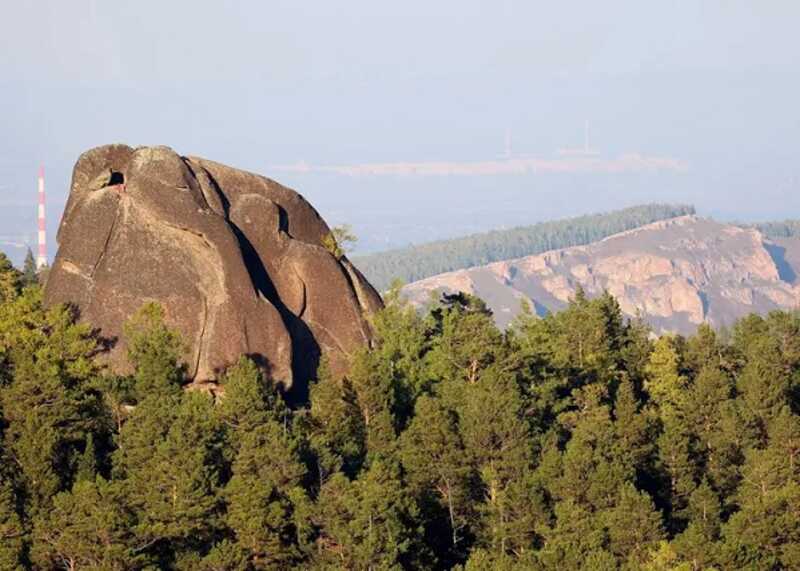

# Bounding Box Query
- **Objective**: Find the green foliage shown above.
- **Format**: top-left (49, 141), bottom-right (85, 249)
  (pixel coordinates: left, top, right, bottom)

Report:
top-left (31, 477), bottom-right (139, 570)
top-left (750, 218), bottom-right (800, 239)
top-left (0, 251), bottom-right (21, 304)
top-left (354, 204), bottom-right (696, 289)
top-left (123, 302), bottom-right (185, 398)
top-left (322, 224), bottom-right (358, 260)
top-left (224, 423), bottom-right (310, 568)
top-left (0, 279), bottom-right (799, 569)
top-left (314, 459), bottom-right (420, 570)
top-left (0, 477), bottom-right (25, 570)
top-left (20, 249), bottom-right (38, 289)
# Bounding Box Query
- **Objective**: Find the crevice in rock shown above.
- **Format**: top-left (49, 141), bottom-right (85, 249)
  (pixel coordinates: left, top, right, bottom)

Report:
top-left (233, 223), bottom-right (320, 404)
top-left (193, 297), bottom-right (209, 381)
top-left (195, 166), bottom-right (322, 400)
top-left (206, 193), bottom-right (320, 403)
top-left (197, 166), bottom-right (231, 219)
top-left (91, 196), bottom-right (123, 279)
top-left (341, 258), bottom-right (375, 317)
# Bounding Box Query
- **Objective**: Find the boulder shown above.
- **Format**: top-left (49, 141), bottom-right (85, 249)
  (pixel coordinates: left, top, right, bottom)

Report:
top-left (45, 144), bottom-right (382, 394)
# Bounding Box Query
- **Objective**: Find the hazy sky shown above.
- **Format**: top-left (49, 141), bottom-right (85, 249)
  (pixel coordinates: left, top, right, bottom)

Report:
top-left (1, 1), bottom-right (799, 259)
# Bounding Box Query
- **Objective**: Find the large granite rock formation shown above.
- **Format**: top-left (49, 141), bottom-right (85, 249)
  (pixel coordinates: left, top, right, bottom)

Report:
top-left (403, 216), bottom-right (800, 334)
top-left (45, 144), bottom-right (382, 393)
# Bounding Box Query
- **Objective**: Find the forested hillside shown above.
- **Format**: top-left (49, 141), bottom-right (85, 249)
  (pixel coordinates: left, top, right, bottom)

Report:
top-left (1, 253), bottom-right (799, 569)
top-left (752, 219), bottom-right (800, 240)
top-left (353, 204), bottom-right (696, 290)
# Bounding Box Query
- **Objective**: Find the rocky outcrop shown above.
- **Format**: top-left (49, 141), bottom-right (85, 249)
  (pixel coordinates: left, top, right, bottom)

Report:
top-left (403, 216), bottom-right (800, 334)
top-left (45, 144), bottom-right (382, 393)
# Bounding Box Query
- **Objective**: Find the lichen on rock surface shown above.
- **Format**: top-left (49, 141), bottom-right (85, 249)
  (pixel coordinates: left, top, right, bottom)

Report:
top-left (45, 144), bottom-right (382, 395)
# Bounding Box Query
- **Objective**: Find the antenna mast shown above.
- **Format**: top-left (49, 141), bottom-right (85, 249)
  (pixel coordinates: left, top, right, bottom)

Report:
top-left (584, 119), bottom-right (590, 153)
top-left (37, 166), bottom-right (47, 269)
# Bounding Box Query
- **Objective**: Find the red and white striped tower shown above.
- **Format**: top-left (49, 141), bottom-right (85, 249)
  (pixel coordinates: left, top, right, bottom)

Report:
top-left (37, 166), bottom-right (47, 269)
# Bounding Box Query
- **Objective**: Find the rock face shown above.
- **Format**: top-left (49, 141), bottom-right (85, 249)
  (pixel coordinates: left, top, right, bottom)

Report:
top-left (45, 144), bottom-right (382, 393)
top-left (403, 216), bottom-right (800, 334)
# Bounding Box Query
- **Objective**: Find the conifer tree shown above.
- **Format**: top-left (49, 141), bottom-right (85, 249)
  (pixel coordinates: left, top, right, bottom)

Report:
top-left (400, 395), bottom-right (471, 555)
top-left (737, 335), bottom-right (792, 442)
top-left (683, 366), bottom-right (741, 497)
top-left (216, 356), bottom-right (289, 454)
top-left (224, 422), bottom-right (311, 568)
top-left (20, 249), bottom-right (37, 289)
top-left (603, 483), bottom-right (665, 568)
top-left (307, 358), bottom-right (366, 480)
top-left (426, 293), bottom-right (504, 391)
top-left (673, 481), bottom-right (722, 569)
top-left (0, 289), bottom-right (103, 515)
top-left (537, 499), bottom-right (610, 570)
top-left (75, 433), bottom-right (98, 483)
top-left (612, 377), bottom-right (653, 479)
top-left (123, 302), bottom-right (185, 399)
top-left (645, 336), bottom-right (688, 416)
top-left (0, 477), bottom-right (25, 571)
top-left (457, 370), bottom-right (537, 557)
top-left (314, 459), bottom-right (420, 570)
top-left (118, 392), bottom-right (223, 562)
top-left (347, 347), bottom-right (399, 462)
top-left (0, 252), bottom-right (20, 304)
top-left (31, 477), bottom-right (138, 570)
top-left (369, 283), bottom-right (429, 420)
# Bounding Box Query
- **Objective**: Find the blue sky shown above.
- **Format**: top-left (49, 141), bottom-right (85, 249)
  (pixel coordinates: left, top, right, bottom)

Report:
top-left (1, 1), bottom-right (799, 260)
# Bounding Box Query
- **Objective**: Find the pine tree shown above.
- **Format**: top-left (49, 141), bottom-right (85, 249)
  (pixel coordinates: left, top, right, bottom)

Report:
top-left (551, 386), bottom-right (630, 513)
top-left (115, 392), bottom-right (223, 561)
top-left (612, 378), bottom-right (652, 480)
top-left (0, 252), bottom-right (20, 304)
top-left (307, 358), bottom-right (366, 480)
top-left (197, 540), bottom-right (249, 571)
top-left (457, 370), bottom-right (537, 557)
top-left (75, 433), bottom-right (98, 483)
top-left (536, 499), bottom-right (609, 570)
top-left (673, 481), bottom-right (722, 570)
top-left (314, 459), bottom-right (420, 570)
top-left (720, 410), bottom-right (800, 568)
top-left (347, 347), bottom-right (399, 462)
top-left (400, 395), bottom-right (472, 556)
top-left (547, 289), bottom-right (627, 384)
top-left (426, 293), bottom-right (504, 390)
top-left (656, 414), bottom-right (697, 529)
top-left (603, 483), bottom-right (665, 568)
top-left (737, 335), bottom-right (792, 442)
top-left (31, 477), bottom-right (139, 570)
top-left (369, 282), bottom-right (429, 421)
top-left (21, 249), bottom-right (38, 289)
top-left (123, 302), bottom-right (185, 399)
top-left (683, 366), bottom-right (741, 497)
top-left (216, 356), bottom-right (288, 454)
top-left (0, 289), bottom-right (103, 515)
top-left (224, 422), bottom-right (310, 569)
top-left (644, 336), bottom-right (688, 416)
top-left (0, 477), bottom-right (25, 571)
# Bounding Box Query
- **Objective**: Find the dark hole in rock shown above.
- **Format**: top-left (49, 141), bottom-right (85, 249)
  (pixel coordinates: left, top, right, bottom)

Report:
top-left (109, 171), bottom-right (125, 185)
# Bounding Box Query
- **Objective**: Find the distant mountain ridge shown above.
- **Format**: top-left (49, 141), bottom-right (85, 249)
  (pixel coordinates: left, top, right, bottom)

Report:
top-left (402, 215), bottom-right (800, 334)
top-left (353, 203), bottom-right (696, 289)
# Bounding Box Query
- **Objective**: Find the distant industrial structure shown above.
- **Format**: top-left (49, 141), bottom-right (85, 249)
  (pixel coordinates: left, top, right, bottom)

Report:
top-left (557, 120), bottom-right (600, 157)
top-left (37, 166), bottom-right (47, 268)
top-left (0, 166), bottom-right (50, 268)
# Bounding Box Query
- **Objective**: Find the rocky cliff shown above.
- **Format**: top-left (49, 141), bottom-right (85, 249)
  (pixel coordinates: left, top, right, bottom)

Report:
top-left (403, 216), bottom-right (800, 334)
top-left (45, 144), bottom-right (382, 392)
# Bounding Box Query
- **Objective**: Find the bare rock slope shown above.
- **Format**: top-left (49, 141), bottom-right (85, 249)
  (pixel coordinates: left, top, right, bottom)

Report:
top-left (404, 216), bottom-right (800, 334)
top-left (45, 144), bottom-right (382, 391)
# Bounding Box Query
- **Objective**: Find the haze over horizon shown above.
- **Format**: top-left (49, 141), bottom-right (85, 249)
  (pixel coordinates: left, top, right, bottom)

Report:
top-left (2, 1), bottom-right (799, 262)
